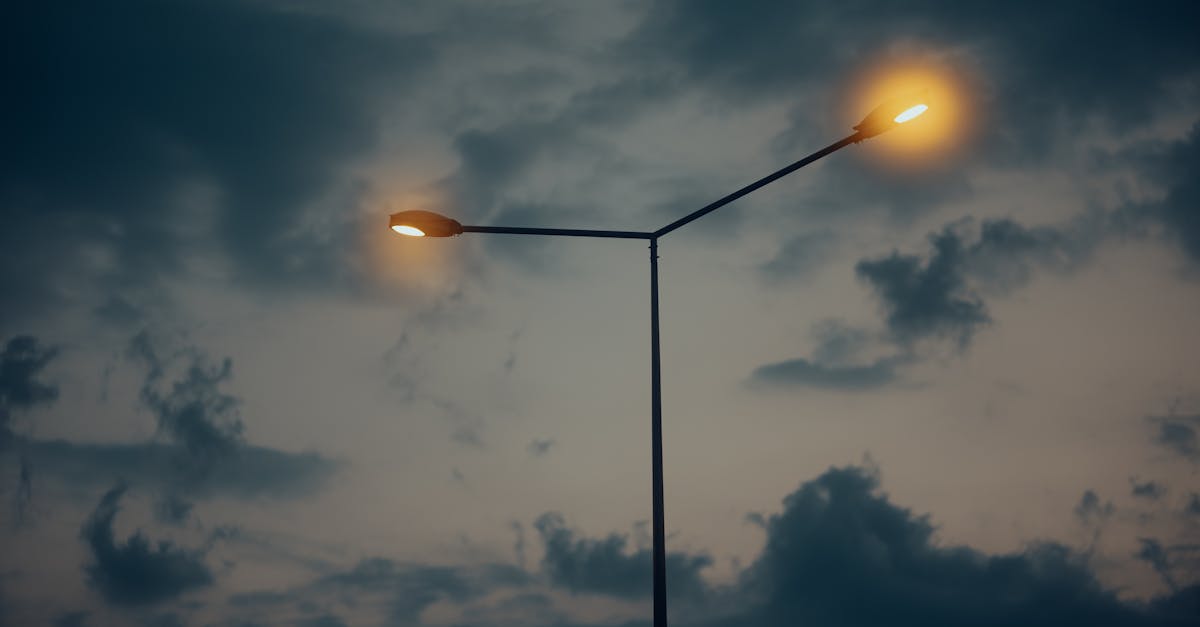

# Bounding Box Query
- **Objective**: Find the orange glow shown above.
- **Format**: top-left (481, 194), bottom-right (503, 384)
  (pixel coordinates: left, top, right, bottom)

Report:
top-left (391, 225), bottom-right (426, 237)
top-left (844, 56), bottom-right (972, 164)
top-left (362, 190), bottom-right (464, 297)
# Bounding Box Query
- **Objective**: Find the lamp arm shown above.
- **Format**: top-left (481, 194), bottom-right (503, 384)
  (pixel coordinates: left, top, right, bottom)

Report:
top-left (652, 132), bottom-right (862, 238)
top-left (461, 226), bottom-right (653, 239)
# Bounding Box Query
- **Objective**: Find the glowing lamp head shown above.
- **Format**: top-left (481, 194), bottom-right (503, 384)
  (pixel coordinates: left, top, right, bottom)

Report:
top-left (853, 89), bottom-right (930, 139)
top-left (388, 210), bottom-right (464, 238)
top-left (391, 225), bottom-right (426, 237)
top-left (893, 103), bottom-right (928, 124)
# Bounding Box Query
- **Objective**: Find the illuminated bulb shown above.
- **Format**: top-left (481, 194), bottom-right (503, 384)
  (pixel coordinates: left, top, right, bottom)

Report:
top-left (391, 225), bottom-right (426, 237)
top-left (893, 103), bottom-right (929, 124)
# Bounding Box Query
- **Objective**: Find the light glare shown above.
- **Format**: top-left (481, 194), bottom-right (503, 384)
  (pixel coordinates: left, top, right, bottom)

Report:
top-left (391, 225), bottom-right (426, 237)
top-left (894, 104), bottom-right (929, 124)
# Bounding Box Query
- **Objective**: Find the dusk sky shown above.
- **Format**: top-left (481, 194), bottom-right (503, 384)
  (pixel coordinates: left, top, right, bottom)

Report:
top-left (3, 2), bottom-right (1200, 625)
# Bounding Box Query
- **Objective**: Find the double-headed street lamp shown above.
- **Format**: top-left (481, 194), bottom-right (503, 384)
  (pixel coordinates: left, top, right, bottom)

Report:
top-left (390, 93), bottom-right (929, 627)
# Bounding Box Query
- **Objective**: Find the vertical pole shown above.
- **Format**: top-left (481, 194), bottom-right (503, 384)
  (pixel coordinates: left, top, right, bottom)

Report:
top-left (650, 237), bottom-right (667, 626)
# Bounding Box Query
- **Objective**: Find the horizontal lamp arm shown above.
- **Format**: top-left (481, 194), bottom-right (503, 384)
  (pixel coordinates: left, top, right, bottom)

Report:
top-left (462, 225), bottom-right (654, 239)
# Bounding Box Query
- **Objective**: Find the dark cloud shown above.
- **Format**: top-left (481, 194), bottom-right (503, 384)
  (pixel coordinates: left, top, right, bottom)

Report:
top-left (1149, 586), bottom-right (1200, 623)
top-left (0, 333), bottom-right (339, 500)
top-left (533, 511), bottom-right (712, 601)
top-left (749, 320), bottom-right (905, 390)
top-left (319, 559), bottom-right (476, 622)
top-left (527, 438), bottom-right (556, 457)
top-left (962, 216), bottom-right (1102, 292)
top-left (12, 436), bottom-right (336, 501)
top-left (52, 611), bottom-right (91, 627)
top-left (629, 2), bottom-right (1200, 155)
top-left (458, 591), bottom-right (569, 626)
top-left (856, 228), bottom-right (990, 347)
top-left (856, 216), bottom-right (1103, 348)
top-left (1135, 123), bottom-right (1200, 265)
top-left (0, 335), bottom-right (59, 432)
top-left (231, 557), bottom-right (532, 625)
top-left (14, 454), bottom-right (33, 525)
top-left (751, 356), bottom-right (900, 390)
top-left (625, 2), bottom-right (1200, 242)
top-left (155, 493), bottom-right (194, 526)
top-left (718, 465), bottom-right (1180, 627)
top-left (1136, 538), bottom-right (1179, 593)
top-left (1151, 416), bottom-right (1200, 462)
top-left (296, 615), bottom-right (348, 627)
top-left (128, 332), bottom-right (244, 475)
top-left (1074, 490), bottom-right (1115, 525)
top-left (1131, 478), bottom-right (1168, 501)
top-left (511, 520), bottom-right (528, 571)
top-left (1186, 494), bottom-right (1200, 517)
top-left (143, 613), bottom-right (186, 627)
top-left (80, 482), bottom-right (214, 606)
top-left (0, 335), bottom-right (58, 524)
top-left (1, 0), bottom-right (433, 326)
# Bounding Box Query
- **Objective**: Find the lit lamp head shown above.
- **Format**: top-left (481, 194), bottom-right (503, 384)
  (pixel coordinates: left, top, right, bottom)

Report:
top-left (853, 89), bottom-right (930, 140)
top-left (388, 210), bottom-right (464, 238)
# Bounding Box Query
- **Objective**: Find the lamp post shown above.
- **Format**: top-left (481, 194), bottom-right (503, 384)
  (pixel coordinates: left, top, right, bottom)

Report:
top-left (390, 94), bottom-right (928, 627)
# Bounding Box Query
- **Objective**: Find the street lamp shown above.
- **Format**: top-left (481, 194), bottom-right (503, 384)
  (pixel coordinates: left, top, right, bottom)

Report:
top-left (390, 93), bottom-right (928, 626)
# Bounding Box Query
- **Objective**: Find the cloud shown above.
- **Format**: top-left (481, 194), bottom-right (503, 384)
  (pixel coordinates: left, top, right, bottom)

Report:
top-left (52, 611), bottom-right (90, 627)
top-left (527, 438), bottom-right (556, 457)
top-left (1136, 538), bottom-right (1179, 593)
top-left (533, 511), bottom-right (712, 601)
top-left (1, 0), bottom-right (434, 326)
top-left (127, 332), bottom-right (244, 475)
top-left (717, 465), bottom-right (1182, 627)
top-left (1074, 489), bottom-right (1115, 525)
top-left (856, 228), bottom-right (991, 347)
top-left (749, 320), bottom-right (905, 390)
top-left (228, 557), bottom-right (532, 625)
top-left (156, 463), bottom-right (1200, 625)
top-left (319, 558), bottom-right (477, 623)
top-left (1150, 415), bottom-right (1200, 462)
top-left (14, 436), bottom-right (336, 501)
top-left (1135, 122), bottom-right (1200, 265)
top-left (1186, 494), bottom-right (1200, 517)
top-left (0, 332), bottom-right (341, 501)
top-left (628, 3), bottom-right (1200, 154)
top-left (962, 216), bottom-right (1101, 291)
top-left (511, 521), bottom-right (528, 570)
top-left (0, 335), bottom-right (59, 432)
top-left (855, 216), bottom-right (1104, 349)
top-left (154, 493), bottom-right (194, 526)
top-left (1131, 478), bottom-right (1167, 501)
top-left (0, 335), bottom-right (58, 524)
top-left (750, 356), bottom-right (900, 390)
top-left (79, 482), bottom-right (214, 606)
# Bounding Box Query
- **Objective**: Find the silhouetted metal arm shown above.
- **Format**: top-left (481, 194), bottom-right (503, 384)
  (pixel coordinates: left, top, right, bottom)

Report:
top-left (653, 132), bottom-right (862, 238)
top-left (462, 225), bottom-right (653, 239)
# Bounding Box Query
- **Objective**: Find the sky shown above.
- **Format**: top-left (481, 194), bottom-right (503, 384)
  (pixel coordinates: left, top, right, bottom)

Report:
top-left (2, 1), bottom-right (1200, 625)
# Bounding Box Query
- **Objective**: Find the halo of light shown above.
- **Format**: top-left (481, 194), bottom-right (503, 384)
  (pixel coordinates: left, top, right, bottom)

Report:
top-left (843, 55), bottom-right (972, 165)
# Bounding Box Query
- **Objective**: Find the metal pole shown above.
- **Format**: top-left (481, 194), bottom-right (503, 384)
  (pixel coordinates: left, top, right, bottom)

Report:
top-left (650, 237), bottom-right (667, 626)
top-left (446, 131), bottom-right (866, 627)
